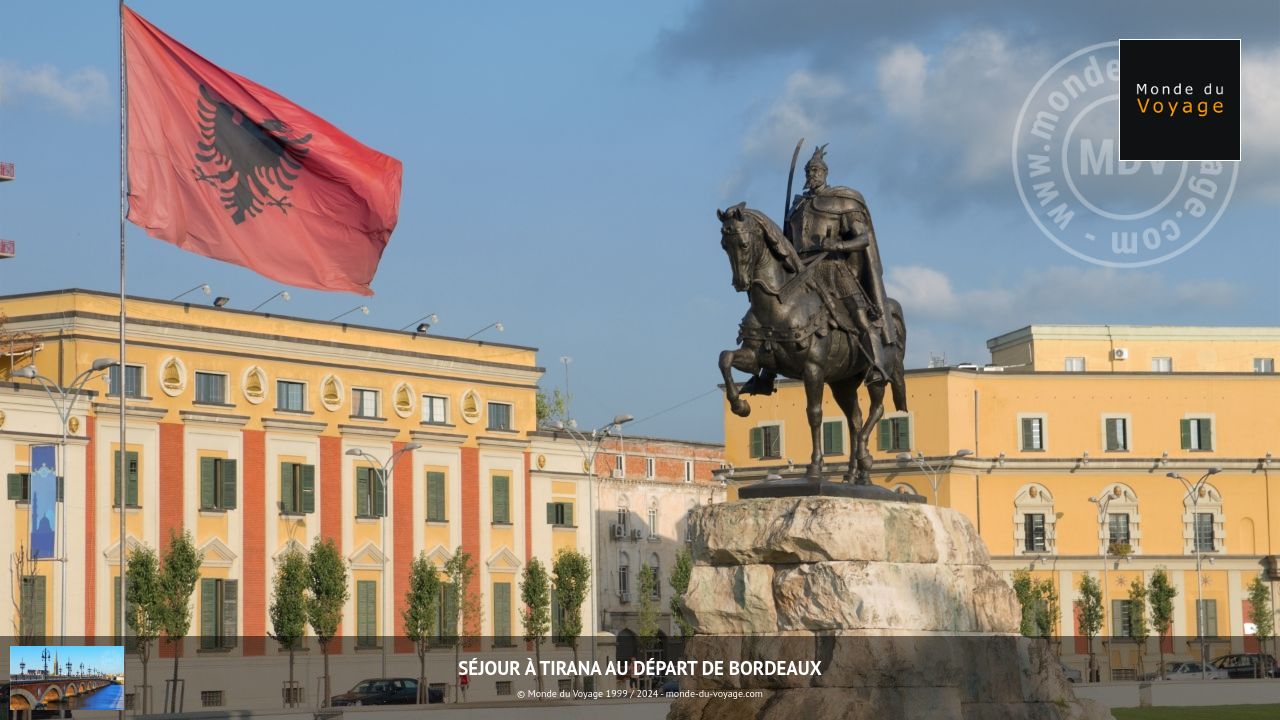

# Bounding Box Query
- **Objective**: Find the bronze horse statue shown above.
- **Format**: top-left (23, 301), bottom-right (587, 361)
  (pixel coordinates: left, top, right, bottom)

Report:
top-left (716, 202), bottom-right (907, 485)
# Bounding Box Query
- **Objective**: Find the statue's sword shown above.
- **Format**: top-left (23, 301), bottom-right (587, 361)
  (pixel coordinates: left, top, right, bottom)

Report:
top-left (784, 137), bottom-right (805, 225)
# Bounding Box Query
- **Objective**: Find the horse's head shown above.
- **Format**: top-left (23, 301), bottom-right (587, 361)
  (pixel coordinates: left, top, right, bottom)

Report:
top-left (717, 202), bottom-right (759, 292)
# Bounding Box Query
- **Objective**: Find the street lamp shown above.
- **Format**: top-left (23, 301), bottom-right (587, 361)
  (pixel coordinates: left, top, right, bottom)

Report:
top-left (250, 290), bottom-right (290, 312)
top-left (894, 449), bottom-right (972, 504)
top-left (399, 314), bottom-right (439, 333)
top-left (540, 412), bottom-right (633, 688)
top-left (465, 322), bottom-right (503, 340)
top-left (1087, 494), bottom-right (1115, 682)
top-left (14, 358), bottom-right (117, 643)
top-left (170, 284), bottom-right (210, 302)
top-left (345, 442), bottom-right (422, 677)
top-left (330, 305), bottom-right (370, 322)
top-left (1167, 467), bottom-right (1222, 677)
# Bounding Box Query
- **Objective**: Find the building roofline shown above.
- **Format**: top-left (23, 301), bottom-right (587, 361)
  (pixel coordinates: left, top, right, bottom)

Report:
top-left (987, 323), bottom-right (1280, 351)
top-left (529, 428), bottom-right (724, 449)
top-left (726, 366), bottom-right (1280, 389)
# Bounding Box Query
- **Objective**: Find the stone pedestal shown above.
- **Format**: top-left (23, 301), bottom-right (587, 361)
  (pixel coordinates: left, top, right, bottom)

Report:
top-left (668, 497), bottom-right (1112, 720)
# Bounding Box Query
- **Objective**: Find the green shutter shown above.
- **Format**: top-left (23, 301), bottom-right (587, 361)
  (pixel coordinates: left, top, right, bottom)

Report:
top-left (427, 472), bottom-right (445, 521)
top-left (56, 476), bottom-right (63, 502)
top-left (1198, 419), bottom-right (1212, 451)
top-left (222, 459), bottom-right (238, 510)
top-left (494, 582), bottom-right (511, 644)
top-left (1106, 419), bottom-right (1120, 451)
top-left (493, 475), bottom-right (509, 523)
top-left (371, 468), bottom-right (386, 517)
top-left (357, 580), bottom-right (376, 645)
top-left (201, 579), bottom-right (218, 649)
top-left (564, 502), bottom-right (574, 527)
top-left (749, 427), bottom-right (763, 459)
top-left (221, 580), bottom-right (238, 648)
top-left (300, 465), bottom-right (316, 513)
top-left (443, 583), bottom-right (458, 639)
top-left (21, 575), bottom-right (46, 641)
top-left (8, 473), bottom-right (22, 500)
top-left (126, 451), bottom-right (139, 506)
top-left (823, 421), bottom-right (843, 455)
top-left (877, 420), bottom-right (890, 451)
top-left (356, 467), bottom-right (371, 517)
top-left (1021, 419), bottom-right (1034, 450)
top-left (114, 451), bottom-right (122, 506)
top-left (894, 418), bottom-right (910, 451)
top-left (200, 458), bottom-right (217, 509)
top-left (1180, 419), bottom-right (1192, 449)
top-left (547, 502), bottom-right (556, 525)
top-left (280, 463), bottom-right (295, 513)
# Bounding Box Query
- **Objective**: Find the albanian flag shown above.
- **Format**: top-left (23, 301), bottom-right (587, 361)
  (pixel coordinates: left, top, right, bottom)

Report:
top-left (124, 6), bottom-right (402, 296)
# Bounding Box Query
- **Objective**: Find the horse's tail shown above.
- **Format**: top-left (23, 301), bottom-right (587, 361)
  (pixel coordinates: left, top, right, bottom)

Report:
top-left (888, 298), bottom-right (908, 412)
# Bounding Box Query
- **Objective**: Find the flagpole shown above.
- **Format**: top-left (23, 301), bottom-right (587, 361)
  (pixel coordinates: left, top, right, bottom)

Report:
top-left (118, 5), bottom-right (129, 713)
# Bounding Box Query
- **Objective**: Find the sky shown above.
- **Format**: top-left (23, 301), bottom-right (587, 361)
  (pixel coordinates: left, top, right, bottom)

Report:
top-left (0, 1), bottom-right (1276, 443)
top-left (10, 645), bottom-right (124, 676)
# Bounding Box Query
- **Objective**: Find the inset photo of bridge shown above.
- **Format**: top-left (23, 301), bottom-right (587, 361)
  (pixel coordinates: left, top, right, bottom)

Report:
top-left (8, 645), bottom-right (124, 717)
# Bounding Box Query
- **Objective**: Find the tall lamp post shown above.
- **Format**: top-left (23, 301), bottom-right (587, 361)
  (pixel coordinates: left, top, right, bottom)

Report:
top-left (1167, 467), bottom-right (1221, 678)
top-left (895, 449), bottom-right (973, 504)
top-left (14, 358), bottom-right (117, 644)
top-left (1087, 493), bottom-right (1117, 682)
top-left (541, 413), bottom-right (633, 688)
top-left (345, 442), bottom-right (423, 678)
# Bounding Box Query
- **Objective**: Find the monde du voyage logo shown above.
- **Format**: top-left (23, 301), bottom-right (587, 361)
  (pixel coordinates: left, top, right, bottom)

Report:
top-left (1012, 41), bottom-right (1240, 268)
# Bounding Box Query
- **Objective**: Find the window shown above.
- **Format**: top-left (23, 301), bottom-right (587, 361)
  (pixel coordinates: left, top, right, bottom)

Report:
top-left (199, 457), bottom-right (238, 511)
top-left (426, 471), bottom-right (446, 522)
top-left (1151, 357), bottom-right (1172, 373)
top-left (493, 582), bottom-right (512, 647)
top-left (1104, 417), bottom-right (1129, 451)
top-left (200, 691), bottom-right (225, 707)
top-left (200, 578), bottom-right (238, 649)
top-left (616, 507), bottom-right (628, 534)
top-left (547, 501), bottom-right (574, 526)
top-left (1108, 513), bottom-right (1131, 547)
top-left (558, 679), bottom-right (572, 692)
top-left (194, 372), bottom-right (226, 404)
top-left (648, 507), bottom-right (658, 539)
top-left (684, 460), bottom-right (693, 482)
top-left (487, 402), bottom-right (512, 431)
top-left (492, 475), bottom-right (510, 524)
top-left (107, 364), bottom-right (143, 398)
top-left (649, 558), bottom-right (661, 600)
top-left (355, 466), bottom-right (385, 519)
top-left (1064, 357), bottom-right (1085, 372)
top-left (615, 454), bottom-right (624, 474)
top-left (422, 395), bottom-right (449, 424)
top-left (1255, 358), bottom-right (1274, 373)
top-left (645, 457), bottom-right (655, 478)
top-left (113, 450), bottom-right (140, 508)
top-left (618, 564), bottom-right (630, 599)
top-left (352, 389), bottom-right (379, 418)
top-left (1020, 417), bottom-right (1045, 451)
top-left (1194, 513), bottom-right (1215, 552)
top-left (276, 380), bottom-right (305, 411)
top-left (1180, 417), bottom-right (1213, 451)
top-left (435, 583), bottom-right (458, 645)
top-left (279, 462), bottom-right (316, 514)
top-left (1196, 599), bottom-right (1218, 637)
top-left (356, 580), bottom-right (378, 648)
top-left (20, 575), bottom-right (45, 642)
top-left (7, 472), bottom-right (30, 502)
top-left (1023, 514), bottom-right (1046, 552)
top-left (822, 420), bottom-right (844, 455)
top-left (749, 425), bottom-right (782, 459)
top-left (1111, 599), bottom-right (1132, 637)
top-left (550, 584), bottom-right (572, 645)
top-left (877, 416), bottom-right (911, 452)
top-left (496, 681), bottom-right (513, 696)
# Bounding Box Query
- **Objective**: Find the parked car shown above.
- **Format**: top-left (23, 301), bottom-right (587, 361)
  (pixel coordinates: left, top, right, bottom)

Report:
top-left (1211, 653), bottom-right (1279, 679)
top-left (1143, 661), bottom-right (1229, 681)
top-left (1058, 662), bottom-right (1082, 683)
top-left (329, 678), bottom-right (442, 706)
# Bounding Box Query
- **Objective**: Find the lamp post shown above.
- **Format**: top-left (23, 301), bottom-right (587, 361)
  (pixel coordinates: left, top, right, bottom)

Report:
top-left (465, 322), bottom-right (503, 340)
top-left (345, 442), bottom-right (423, 677)
top-left (540, 413), bottom-right (633, 688)
top-left (14, 358), bottom-right (117, 644)
top-left (250, 290), bottom-right (290, 312)
top-left (1167, 467), bottom-right (1221, 678)
top-left (895, 449), bottom-right (972, 504)
top-left (1087, 493), bottom-right (1116, 682)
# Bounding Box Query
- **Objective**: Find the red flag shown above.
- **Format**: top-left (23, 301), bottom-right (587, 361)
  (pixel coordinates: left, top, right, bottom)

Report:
top-left (123, 6), bottom-right (402, 296)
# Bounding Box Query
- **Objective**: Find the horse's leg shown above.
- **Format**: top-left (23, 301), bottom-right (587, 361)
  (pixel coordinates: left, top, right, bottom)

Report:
top-left (719, 347), bottom-right (758, 418)
top-left (858, 381), bottom-right (887, 485)
top-left (802, 363), bottom-right (825, 483)
top-left (828, 377), bottom-right (860, 484)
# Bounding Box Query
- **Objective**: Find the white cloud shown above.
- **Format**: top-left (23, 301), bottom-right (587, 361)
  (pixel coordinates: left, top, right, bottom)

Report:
top-left (0, 62), bottom-right (109, 116)
top-left (877, 45), bottom-right (927, 116)
top-left (1240, 48), bottom-right (1280, 200)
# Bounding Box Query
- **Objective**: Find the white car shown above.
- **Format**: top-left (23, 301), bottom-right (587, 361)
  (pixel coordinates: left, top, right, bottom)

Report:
top-left (1146, 661), bottom-right (1229, 681)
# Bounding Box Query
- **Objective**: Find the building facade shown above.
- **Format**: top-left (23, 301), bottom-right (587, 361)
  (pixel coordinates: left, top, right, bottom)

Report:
top-left (724, 325), bottom-right (1280, 679)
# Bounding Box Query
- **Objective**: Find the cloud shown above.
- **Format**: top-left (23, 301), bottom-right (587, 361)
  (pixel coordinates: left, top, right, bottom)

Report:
top-left (1240, 47), bottom-right (1280, 200)
top-left (0, 62), bottom-right (109, 116)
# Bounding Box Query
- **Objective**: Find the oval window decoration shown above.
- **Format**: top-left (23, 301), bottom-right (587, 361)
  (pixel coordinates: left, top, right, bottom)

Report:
top-left (459, 389), bottom-right (482, 425)
top-left (393, 383), bottom-right (414, 418)
top-left (320, 375), bottom-right (343, 412)
top-left (243, 366), bottom-right (268, 405)
top-left (159, 356), bottom-right (187, 396)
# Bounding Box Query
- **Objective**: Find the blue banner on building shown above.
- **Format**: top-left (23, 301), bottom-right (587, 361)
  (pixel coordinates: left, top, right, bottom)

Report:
top-left (29, 444), bottom-right (57, 559)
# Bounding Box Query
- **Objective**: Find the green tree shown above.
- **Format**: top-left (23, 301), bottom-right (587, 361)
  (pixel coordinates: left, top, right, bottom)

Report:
top-left (1126, 577), bottom-right (1149, 679)
top-left (1247, 575), bottom-right (1275, 677)
top-left (269, 548), bottom-right (309, 706)
top-left (668, 548), bottom-right (695, 637)
top-left (125, 544), bottom-right (164, 713)
top-left (637, 565), bottom-right (661, 667)
top-left (443, 546), bottom-right (480, 701)
top-left (535, 387), bottom-right (569, 423)
top-left (552, 549), bottom-right (592, 691)
top-left (403, 552), bottom-right (441, 702)
top-left (306, 537), bottom-right (349, 707)
top-left (1012, 569), bottom-right (1055, 639)
top-left (159, 530), bottom-right (203, 713)
top-left (1147, 567), bottom-right (1177, 679)
top-left (520, 557), bottom-right (551, 692)
top-left (1078, 574), bottom-right (1104, 682)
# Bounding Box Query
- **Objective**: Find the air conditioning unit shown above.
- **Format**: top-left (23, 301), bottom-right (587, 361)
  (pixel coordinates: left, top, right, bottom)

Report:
top-left (631, 529), bottom-right (643, 541)
top-left (612, 469), bottom-right (626, 479)
top-left (1112, 348), bottom-right (1129, 360)
top-left (612, 524), bottom-right (625, 540)
top-left (619, 590), bottom-right (631, 603)
top-left (1264, 555), bottom-right (1280, 581)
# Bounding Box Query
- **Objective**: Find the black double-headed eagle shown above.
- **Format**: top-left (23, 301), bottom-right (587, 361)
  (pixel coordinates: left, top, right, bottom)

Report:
top-left (193, 84), bottom-right (312, 224)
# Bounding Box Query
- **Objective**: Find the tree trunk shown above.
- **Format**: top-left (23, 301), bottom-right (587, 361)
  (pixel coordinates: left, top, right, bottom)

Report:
top-left (287, 648), bottom-right (296, 706)
top-left (534, 638), bottom-right (543, 692)
top-left (140, 646), bottom-right (150, 714)
top-left (169, 640), bottom-right (181, 713)
top-left (418, 648), bottom-right (427, 704)
top-left (570, 638), bottom-right (580, 692)
top-left (1157, 638), bottom-right (1165, 680)
top-left (321, 639), bottom-right (331, 707)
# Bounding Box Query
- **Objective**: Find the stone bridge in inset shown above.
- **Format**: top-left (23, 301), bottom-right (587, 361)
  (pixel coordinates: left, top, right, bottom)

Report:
top-left (8, 676), bottom-right (116, 710)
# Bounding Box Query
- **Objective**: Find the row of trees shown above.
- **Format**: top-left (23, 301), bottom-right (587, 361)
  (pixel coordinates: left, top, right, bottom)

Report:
top-left (1014, 568), bottom-right (1275, 682)
top-left (123, 530), bottom-right (203, 714)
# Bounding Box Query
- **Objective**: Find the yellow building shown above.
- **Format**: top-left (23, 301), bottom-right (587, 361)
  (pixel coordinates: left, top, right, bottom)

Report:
top-left (1, 288), bottom-right (594, 703)
top-left (724, 325), bottom-right (1280, 679)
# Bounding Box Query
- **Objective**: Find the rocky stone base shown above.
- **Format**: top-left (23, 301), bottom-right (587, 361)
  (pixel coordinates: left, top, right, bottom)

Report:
top-left (668, 497), bottom-right (1112, 720)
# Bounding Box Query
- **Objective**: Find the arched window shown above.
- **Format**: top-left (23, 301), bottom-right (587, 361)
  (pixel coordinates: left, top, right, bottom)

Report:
top-left (647, 497), bottom-right (659, 540)
top-left (1096, 483), bottom-right (1141, 555)
top-left (648, 552), bottom-right (662, 600)
top-left (616, 494), bottom-right (630, 537)
top-left (1183, 482), bottom-right (1224, 554)
top-left (1013, 483), bottom-right (1056, 555)
top-left (618, 550), bottom-right (631, 601)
